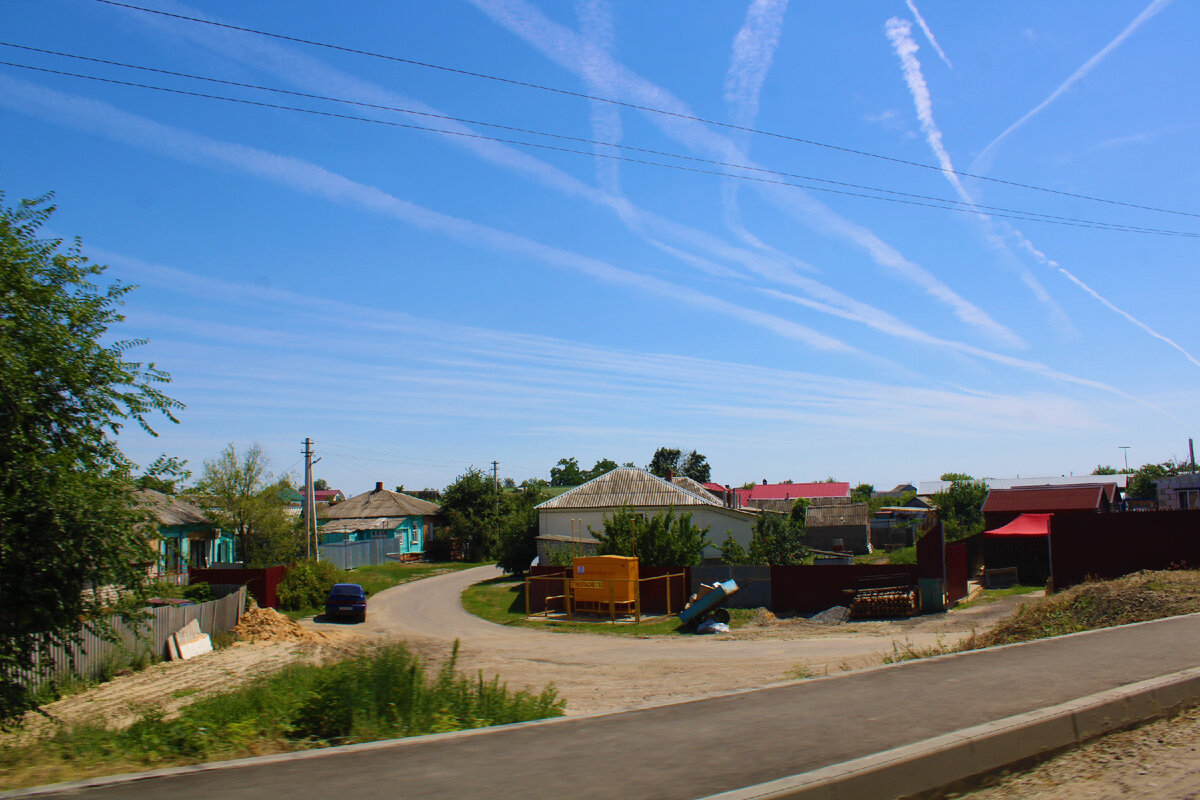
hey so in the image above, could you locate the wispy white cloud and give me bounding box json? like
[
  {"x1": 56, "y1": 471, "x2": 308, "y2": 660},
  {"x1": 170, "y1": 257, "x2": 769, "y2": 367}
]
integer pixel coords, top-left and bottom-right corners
[
  {"x1": 0, "y1": 74, "x2": 854, "y2": 354},
  {"x1": 1011, "y1": 235, "x2": 1200, "y2": 370},
  {"x1": 108, "y1": 248, "x2": 1117, "y2": 439},
  {"x1": 904, "y1": 0, "x2": 953, "y2": 69},
  {"x1": 724, "y1": 0, "x2": 790, "y2": 129},
  {"x1": 886, "y1": 17, "x2": 1199, "y2": 372},
  {"x1": 468, "y1": 0, "x2": 1023, "y2": 349},
  {"x1": 885, "y1": 16, "x2": 1069, "y2": 330},
  {"x1": 972, "y1": 0, "x2": 1173, "y2": 173}
]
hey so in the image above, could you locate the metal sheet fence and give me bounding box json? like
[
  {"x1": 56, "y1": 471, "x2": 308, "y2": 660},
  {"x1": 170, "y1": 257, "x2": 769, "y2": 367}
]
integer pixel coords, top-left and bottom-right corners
[
  {"x1": 318, "y1": 538, "x2": 402, "y2": 570},
  {"x1": 9, "y1": 586, "x2": 247, "y2": 692}
]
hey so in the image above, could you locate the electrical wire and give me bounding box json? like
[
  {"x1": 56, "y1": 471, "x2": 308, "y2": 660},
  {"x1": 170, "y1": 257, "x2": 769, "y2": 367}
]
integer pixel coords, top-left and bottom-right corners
[
  {"x1": 1, "y1": 56, "x2": 1193, "y2": 237},
  {"x1": 1, "y1": 42, "x2": 1187, "y2": 237},
  {"x1": 92, "y1": 0, "x2": 1200, "y2": 221}
]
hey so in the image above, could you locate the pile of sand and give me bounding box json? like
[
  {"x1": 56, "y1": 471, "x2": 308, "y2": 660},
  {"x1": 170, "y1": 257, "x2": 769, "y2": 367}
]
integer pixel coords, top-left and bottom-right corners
[{"x1": 232, "y1": 606, "x2": 326, "y2": 644}]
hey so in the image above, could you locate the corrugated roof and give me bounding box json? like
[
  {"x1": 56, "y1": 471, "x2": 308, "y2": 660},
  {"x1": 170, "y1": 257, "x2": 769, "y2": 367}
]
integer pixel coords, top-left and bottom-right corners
[
  {"x1": 735, "y1": 482, "x2": 851, "y2": 504},
  {"x1": 320, "y1": 487, "x2": 440, "y2": 519},
  {"x1": 671, "y1": 476, "x2": 721, "y2": 503},
  {"x1": 135, "y1": 489, "x2": 210, "y2": 527},
  {"x1": 320, "y1": 517, "x2": 406, "y2": 534},
  {"x1": 919, "y1": 475, "x2": 1126, "y2": 495},
  {"x1": 805, "y1": 502, "x2": 870, "y2": 527},
  {"x1": 536, "y1": 468, "x2": 721, "y2": 510},
  {"x1": 982, "y1": 486, "x2": 1108, "y2": 513}
]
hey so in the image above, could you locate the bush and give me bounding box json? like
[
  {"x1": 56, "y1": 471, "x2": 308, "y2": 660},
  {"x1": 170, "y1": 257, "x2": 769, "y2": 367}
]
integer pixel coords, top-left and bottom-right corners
[
  {"x1": 276, "y1": 559, "x2": 351, "y2": 611},
  {"x1": 591, "y1": 507, "x2": 710, "y2": 567},
  {"x1": 181, "y1": 582, "x2": 212, "y2": 603}
]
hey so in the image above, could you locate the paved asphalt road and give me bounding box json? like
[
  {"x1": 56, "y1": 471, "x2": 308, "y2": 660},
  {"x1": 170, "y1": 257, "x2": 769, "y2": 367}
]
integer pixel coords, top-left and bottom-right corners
[{"x1": 19, "y1": 611, "x2": 1200, "y2": 800}]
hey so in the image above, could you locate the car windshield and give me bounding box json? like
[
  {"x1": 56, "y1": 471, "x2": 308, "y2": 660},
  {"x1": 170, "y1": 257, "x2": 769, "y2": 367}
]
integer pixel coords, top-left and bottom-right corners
[{"x1": 329, "y1": 584, "x2": 364, "y2": 597}]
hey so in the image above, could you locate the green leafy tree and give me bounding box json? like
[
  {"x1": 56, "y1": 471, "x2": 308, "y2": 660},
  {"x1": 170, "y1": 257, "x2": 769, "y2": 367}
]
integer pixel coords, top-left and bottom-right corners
[
  {"x1": 194, "y1": 444, "x2": 301, "y2": 567},
  {"x1": 549, "y1": 457, "x2": 586, "y2": 487},
  {"x1": 135, "y1": 454, "x2": 191, "y2": 494},
  {"x1": 312, "y1": 478, "x2": 330, "y2": 491},
  {"x1": 1091, "y1": 465, "x2": 1118, "y2": 475},
  {"x1": 590, "y1": 507, "x2": 711, "y2": 567},
  {"x1": 1127, "y1": 459, "x2": 1189, "y2": 501},
  {"x1": 586, "y1": 458, "x2": 618, "y2": 481},
  {"x1": 719, "y1": 532, "x2": 750, "y2": 565},
  {"x1": 930, "y1": 475, "x2": 988, "y2": 541},
  {"x1": 441, "y1": 467, "x2": 498, "y2": 561},
  {"x1": 494, "y1": 483, "x2": 545, "y2": 576},
  {"x1": 0, "y1": 194, "x2": 182, "y2": 722},
  {"x1": 939, "y1": 472, "x2": 974, "y2": 482},
  {"x1": 851, "y1": 483, "x2": 874, "y2": 502},
  {"x1": 648, "y1": 447, "x2": 711, "y2": 482},
  {"x1": 747, "y1": 513, "x2": 809, "y2": 565}
]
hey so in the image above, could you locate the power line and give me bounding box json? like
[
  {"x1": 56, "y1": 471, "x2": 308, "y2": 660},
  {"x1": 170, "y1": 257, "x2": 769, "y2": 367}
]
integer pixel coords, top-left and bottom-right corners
[
  {"x1": 2, "y1": 57, "x2": 1193, "y2": 237},
  {"x1": 3, "y1": 42, "x2": 1189, "y2": 237},
  {"x1": 91, "y1": 0, "x2": 1200, "y2": 221}
]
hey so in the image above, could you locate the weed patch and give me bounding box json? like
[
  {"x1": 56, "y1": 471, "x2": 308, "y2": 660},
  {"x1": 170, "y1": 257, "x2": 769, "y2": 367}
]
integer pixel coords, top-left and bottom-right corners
[{"x1": 0, "y1": 640, "x2": 563, "y2": 790}]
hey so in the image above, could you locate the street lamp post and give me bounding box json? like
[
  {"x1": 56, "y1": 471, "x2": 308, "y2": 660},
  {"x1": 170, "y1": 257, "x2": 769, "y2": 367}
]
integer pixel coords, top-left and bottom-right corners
[{"x1": 1119, "y1": 446, "x2": 1130, "y2": 472}]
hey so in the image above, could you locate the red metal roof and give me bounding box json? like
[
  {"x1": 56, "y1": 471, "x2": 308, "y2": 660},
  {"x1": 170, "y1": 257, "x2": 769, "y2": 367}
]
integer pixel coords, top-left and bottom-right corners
[
  {"x1": 985, "y1": 513, "x2": 1052, "y2": 536},
  {"x1": 982, "y1": 486, "x2": 1107, "y2": 513},
  {"x1": 737, "y1": 482, "x2": 851, "y2": 503}
]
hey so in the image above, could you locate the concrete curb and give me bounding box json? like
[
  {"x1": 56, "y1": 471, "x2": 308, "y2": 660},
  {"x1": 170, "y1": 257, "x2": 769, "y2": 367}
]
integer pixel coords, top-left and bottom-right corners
[{"x1": 700, "y1": 666, "x2": 1200, "y2": 800}]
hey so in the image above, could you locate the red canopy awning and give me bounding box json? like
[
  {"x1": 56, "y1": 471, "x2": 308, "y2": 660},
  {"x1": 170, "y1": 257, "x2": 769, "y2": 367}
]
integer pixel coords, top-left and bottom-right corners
[{"x1": 985, "y1": 513, "x2": 1052, "y2": 537}]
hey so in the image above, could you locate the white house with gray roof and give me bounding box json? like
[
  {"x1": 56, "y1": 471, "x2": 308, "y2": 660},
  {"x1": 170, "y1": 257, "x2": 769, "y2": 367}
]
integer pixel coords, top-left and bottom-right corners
[{"x1": 535, "y1": 467, "x2": 757, "y2": 562}]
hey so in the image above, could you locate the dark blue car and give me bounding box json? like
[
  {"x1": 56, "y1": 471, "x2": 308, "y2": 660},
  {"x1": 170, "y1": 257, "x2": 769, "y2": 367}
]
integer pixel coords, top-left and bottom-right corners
[{"x1": 324, "y1": 583, "x2": 367, "y2": 622}]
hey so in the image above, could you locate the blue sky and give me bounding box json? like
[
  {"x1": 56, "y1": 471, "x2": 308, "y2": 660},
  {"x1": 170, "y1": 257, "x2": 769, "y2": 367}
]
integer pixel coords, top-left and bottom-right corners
[{"x1": 3, "y1": 0, "x2": 1197, "y2": 493}]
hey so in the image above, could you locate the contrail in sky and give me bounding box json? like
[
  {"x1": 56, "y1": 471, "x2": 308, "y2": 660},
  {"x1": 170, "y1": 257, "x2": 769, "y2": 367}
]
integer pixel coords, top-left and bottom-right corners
[
  {"x1": 971, "y1": 0, "x2": 1172, "y2": 173},
  {"x1": 904, "y1": 0, "x2": 953, "y2": 69}
]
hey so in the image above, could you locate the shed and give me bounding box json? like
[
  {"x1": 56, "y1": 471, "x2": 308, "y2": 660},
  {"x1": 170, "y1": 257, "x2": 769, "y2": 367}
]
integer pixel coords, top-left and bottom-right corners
[{"x1": 804, "y1": 502, "x2": 871, "y2": 555}]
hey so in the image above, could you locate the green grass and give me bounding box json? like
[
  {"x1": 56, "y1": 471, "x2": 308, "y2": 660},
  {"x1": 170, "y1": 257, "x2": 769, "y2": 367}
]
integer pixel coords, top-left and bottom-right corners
[
  {"x1": 954, "y1": 584, "x2": 1042, "y2": 608},
  {"x1": 283, "y1": 561, "x2": 486, "y2": 619},
  {"x1": 0, "y1": 641, "x2": 563, "y2": 791},
  {"x1": 460, "y1": 578, "x2": 752, "y2": 636}
]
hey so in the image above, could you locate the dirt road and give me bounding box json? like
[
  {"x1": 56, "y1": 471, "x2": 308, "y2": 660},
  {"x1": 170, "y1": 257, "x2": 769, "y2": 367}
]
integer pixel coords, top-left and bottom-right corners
[{"x1": 308, "y1": 565, "x2": 1017, "y2": 716}]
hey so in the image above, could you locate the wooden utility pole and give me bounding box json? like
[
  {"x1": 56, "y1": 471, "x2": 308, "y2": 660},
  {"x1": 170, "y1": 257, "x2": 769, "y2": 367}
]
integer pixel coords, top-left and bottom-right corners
[{"x1": 303, "y1": 438, "x2": 319, "y2": 560}]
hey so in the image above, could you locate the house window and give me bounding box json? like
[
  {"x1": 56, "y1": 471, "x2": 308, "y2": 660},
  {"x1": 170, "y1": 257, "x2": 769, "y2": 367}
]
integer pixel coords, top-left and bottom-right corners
[{"x1": 1181, "y1": 490, "x2": 1200, "y2": 510}]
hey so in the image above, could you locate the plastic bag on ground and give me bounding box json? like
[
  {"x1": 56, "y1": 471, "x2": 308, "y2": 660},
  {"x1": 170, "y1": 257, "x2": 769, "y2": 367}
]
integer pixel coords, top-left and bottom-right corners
[{"x1": 696, "y1": 619, "x2": 730, "y2": 634}]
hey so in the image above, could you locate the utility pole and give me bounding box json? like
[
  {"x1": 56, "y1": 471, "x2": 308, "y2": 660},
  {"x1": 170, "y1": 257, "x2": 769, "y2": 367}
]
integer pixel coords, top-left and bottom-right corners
[
  {"x1": 1119, "y1": 446, "x2": 1130, "y2": 473},
  {"x1": 492, "y1": 460, "x2": 500, "y2": 542},
  {"x1": 303, "y1": 438, "x2": 320, "y2": 561}
]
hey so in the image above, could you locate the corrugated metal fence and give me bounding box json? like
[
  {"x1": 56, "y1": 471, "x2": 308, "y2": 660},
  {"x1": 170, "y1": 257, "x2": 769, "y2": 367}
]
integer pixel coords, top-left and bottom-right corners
[
  {"x1": 318, "y1": 538, "x2": 401, "y2": 570},
  {"x1": 11, "y1": 586, "x2": 247, "y2": 692}
]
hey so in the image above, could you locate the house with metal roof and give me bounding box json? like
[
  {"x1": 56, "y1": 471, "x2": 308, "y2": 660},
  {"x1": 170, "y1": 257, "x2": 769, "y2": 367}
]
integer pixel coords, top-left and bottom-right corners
[
  {"x1": 535, "y1": 467, "x2": 757, "y2": 562},
  {"x1": 982, "y1": 484, "x2": 1115, "y2": 530},
  {"x1": 318, "y1": 481, "x2": 440, "y2": 559},
  {"x1": 137, "y1": 488, "x2": 236, "y2": 577},
  {"x1": 735, "y1": 480, "x2": 851, "y2": 510}
]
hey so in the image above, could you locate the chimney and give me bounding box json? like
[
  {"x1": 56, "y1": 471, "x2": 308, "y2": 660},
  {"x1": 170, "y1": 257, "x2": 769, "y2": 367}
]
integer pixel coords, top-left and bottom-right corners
[
  {"x1": 666, "y1": 469, "x2": 674, "y2": 481},
  {"x1": 375, "y1": 481, "x2": 383, "y2": 492},
  {"x1": 762, "y1": 478, "x2": 768, "y2": 485},
  {"x1": 725, "y1": 484, "x2": 732, "y2": 508}
]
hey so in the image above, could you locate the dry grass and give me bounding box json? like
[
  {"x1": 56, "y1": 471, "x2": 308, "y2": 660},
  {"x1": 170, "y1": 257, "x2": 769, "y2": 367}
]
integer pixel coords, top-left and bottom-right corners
[{"x1": 974, "y1": 570, "x2": 1200, "y2": 648}]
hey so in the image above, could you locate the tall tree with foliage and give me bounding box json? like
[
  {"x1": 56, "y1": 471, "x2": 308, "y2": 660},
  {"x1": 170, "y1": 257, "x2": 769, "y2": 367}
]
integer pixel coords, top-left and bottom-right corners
[
  {"x1": 930, "y1": 474, "x2": 988, "y2": 541},
  {"x1": 134, "y1": 454, "x2": 191, "y2": 495},
  {"x1": 747, "y1": 512, "x2": 809, "y2": 565},
  {"x1": 494, "y1": 482, "x2": 545, "y2": 576},
  {"x1": 194, "y1": 443, "x2": 300, "y2": 567},
  {"x1": 0, "y1": 194, "x2": 182, "y2": 722},
  {"x1": 647, "y1": 447, "x2": 711, "y2": 482},
  {"x1": 549, "y1": 457, "x2": 586, "y2": 487},
  {"x1": 1126, "y1": 459, "x2": 1189, "y2": 501},
  {"x1": 586, "y1": 458, "x2": 618, "y2": 481},
  {"x1": 590, "y1": 507, "x2": 711, "y2": 567},
  {"x1": 440, "y1": 467, "x2": 499, "y2": 561}
]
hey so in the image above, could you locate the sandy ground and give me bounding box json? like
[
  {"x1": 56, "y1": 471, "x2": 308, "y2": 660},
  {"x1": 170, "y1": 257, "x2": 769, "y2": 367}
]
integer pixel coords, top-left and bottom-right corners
[{"x1": 304, "y1": 566, "x2": 1028, "y2": 716}]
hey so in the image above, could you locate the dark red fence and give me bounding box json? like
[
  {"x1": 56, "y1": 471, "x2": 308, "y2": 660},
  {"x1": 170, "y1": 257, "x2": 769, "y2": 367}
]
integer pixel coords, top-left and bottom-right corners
[
  {"x1": 1050, "y1": 510, "x2": 1200, "y2": 590},
  {"x1": 946, "y1": 542, "x2": 969, "y2": 602},
  {"x1": 769, "y1": 564, "x2": 920, "y2": 613},
  {"x1": 190, "y1": 565, "x2": 288, "y2": 609}
]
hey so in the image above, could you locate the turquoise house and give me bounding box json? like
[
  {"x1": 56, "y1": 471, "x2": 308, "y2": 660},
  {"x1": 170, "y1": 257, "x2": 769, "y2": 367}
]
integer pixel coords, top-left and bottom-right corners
[
  {"x1": 317, "y1": 482, "x2": 440, "y2": 559},
  {"x1": 137, "y1": 488, "x2": 237, "y2": 575}
]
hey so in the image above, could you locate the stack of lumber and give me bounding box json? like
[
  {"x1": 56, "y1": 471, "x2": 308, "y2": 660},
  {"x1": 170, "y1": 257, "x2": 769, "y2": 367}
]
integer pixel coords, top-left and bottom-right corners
[{"x1": 850, "y1": 586, "x2": 917, "y2": 619}]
